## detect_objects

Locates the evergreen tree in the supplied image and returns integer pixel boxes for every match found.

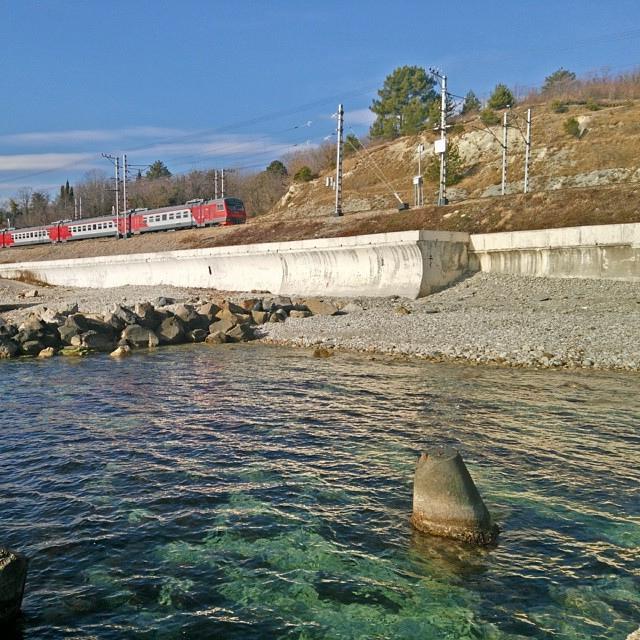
[542,68,576,94]
[369,65,437,139]
[487,84,515,110]
[461,90,481,114]
[265,160,288,177]
[146,160,172,179]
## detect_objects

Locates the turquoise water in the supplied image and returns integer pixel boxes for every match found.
[0,344,638,639]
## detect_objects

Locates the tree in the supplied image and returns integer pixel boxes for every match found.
[542,68,576,94]
[293,166,315,182]
[30,191,50,224]
[487,84,515,110]
[427,93,455,126]
[425,141,465,185]
[146,160,172,179]
[461,91,481,114]
[265,160,288,177]
[480,108,500,126]
[344,133,362,156]
[369,65,437,139]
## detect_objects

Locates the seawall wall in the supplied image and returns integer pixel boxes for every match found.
[0,230,469,299]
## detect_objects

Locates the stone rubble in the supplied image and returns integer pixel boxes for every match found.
[0,273,638,370]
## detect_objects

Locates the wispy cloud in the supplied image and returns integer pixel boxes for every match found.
[345,108,375,127]
[0,153,97,172]
[0,126,188,146]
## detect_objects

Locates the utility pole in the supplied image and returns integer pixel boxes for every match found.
[122,154,128,236]
[74,197,78,220]
[214,169,218,199]
[413,143,424,207]
[102,153,121,237]
[524,108,532,194]
[334,103,344,217]
[79,196,83,219]
[501,110,509,196]
[221,168,225,199]
[429,68,448,205]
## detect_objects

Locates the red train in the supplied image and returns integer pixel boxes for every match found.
[0,197,246,248]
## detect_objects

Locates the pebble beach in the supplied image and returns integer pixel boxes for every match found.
[1,272,639,371]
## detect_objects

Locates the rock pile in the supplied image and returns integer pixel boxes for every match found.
[0,295,336,359]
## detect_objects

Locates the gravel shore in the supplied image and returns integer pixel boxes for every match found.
[2,273,639,371]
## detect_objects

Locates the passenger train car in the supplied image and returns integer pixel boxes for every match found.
[0,197,246,249]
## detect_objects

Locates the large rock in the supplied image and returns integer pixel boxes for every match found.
[0,320,17,339]
[205,330,227,344]
[187,328,208,343]
[134,302,161,330]
[197,301,222,321]
[411,447,498,545]
[82,330,115,352]
[173,304,208,331]
[208,317,237,335]
[225,322,254,342]
[121,324,160,349]
[110,303,138,328]
[0,339,19,359]
[251,310,270,324]
[303,298,339,316]
[0,548,28,625]
[20,340,45,356]
[156,316,186,345]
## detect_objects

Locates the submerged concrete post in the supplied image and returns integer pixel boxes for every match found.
[0,548,28,624]
[411,447,499,545]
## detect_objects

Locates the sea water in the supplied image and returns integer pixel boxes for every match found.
[0,344,638,639]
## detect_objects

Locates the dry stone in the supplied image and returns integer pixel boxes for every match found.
[156,316,185,345]
[304,298,338,316]
[121,324,160,349]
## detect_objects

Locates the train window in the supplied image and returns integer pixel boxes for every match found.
[217,204,224,211]
[162,214,167,221]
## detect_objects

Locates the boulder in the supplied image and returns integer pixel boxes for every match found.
[156,316,186,345]
[197,301,222,321]
[251,310,270,324]
[411,447,498,545]
[134,302,161,330]
[17,317,46,342]
[110,345,132,358]
[0,339,19,359]
[37,308,66,325]
[289,310,311,319]
[341,301,364,313]
[110,303,138,328]
[153,296,175,308]
[208,318,237,335]
[38,347,56,358]
[82,330,115,352]
[240,298,260,311]
[187,328,208,343]
[0,548,28,625]
[205,330,227,344]
[225,322,254,342]
[0,320,17,339]
[313,347,333,358]
[59,346,89,357]
[24,289,38,298]
[121,324,160,349]
[304,298,338,316]
[173,304,208,331]
[216,300,248,318]
[273,308,288,322]
[20,340,45,356]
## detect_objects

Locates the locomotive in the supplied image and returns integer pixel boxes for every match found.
[0,197,246,248]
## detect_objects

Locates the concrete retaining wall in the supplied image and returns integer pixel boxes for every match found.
[0,230,469,299]
[469,223,640,281]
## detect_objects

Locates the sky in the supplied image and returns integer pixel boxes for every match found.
[0,0,639,201]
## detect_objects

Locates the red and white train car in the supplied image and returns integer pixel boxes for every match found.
[0,197,246,249]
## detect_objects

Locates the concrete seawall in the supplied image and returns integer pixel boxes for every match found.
[0,230,469,299]
[0,223,637,297]
[470,223,640,280]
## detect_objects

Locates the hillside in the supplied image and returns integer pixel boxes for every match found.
[2,98,640,264]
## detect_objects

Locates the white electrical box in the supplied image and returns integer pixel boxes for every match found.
[434,139,447,154]
[413,175,423,185]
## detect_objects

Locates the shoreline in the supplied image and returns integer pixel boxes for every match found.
[1,272,639,372]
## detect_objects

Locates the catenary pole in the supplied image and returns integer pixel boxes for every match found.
[501,111,508,196]
[439,74,448,205]
[122,154,128,236]
[524,108,532,194]
[334,103,344,217]
[221,168,225,199]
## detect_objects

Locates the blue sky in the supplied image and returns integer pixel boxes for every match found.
[0,0,639,200]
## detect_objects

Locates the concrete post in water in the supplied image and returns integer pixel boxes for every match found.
[411,447,498,545]
[0,547,28,624]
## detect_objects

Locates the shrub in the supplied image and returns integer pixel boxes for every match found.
[551,100,568,113]
[425,141,465,185]
[480,108,500,126]
[586,99,602,111]
[293,166,316,182]
[564,117,581,138]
